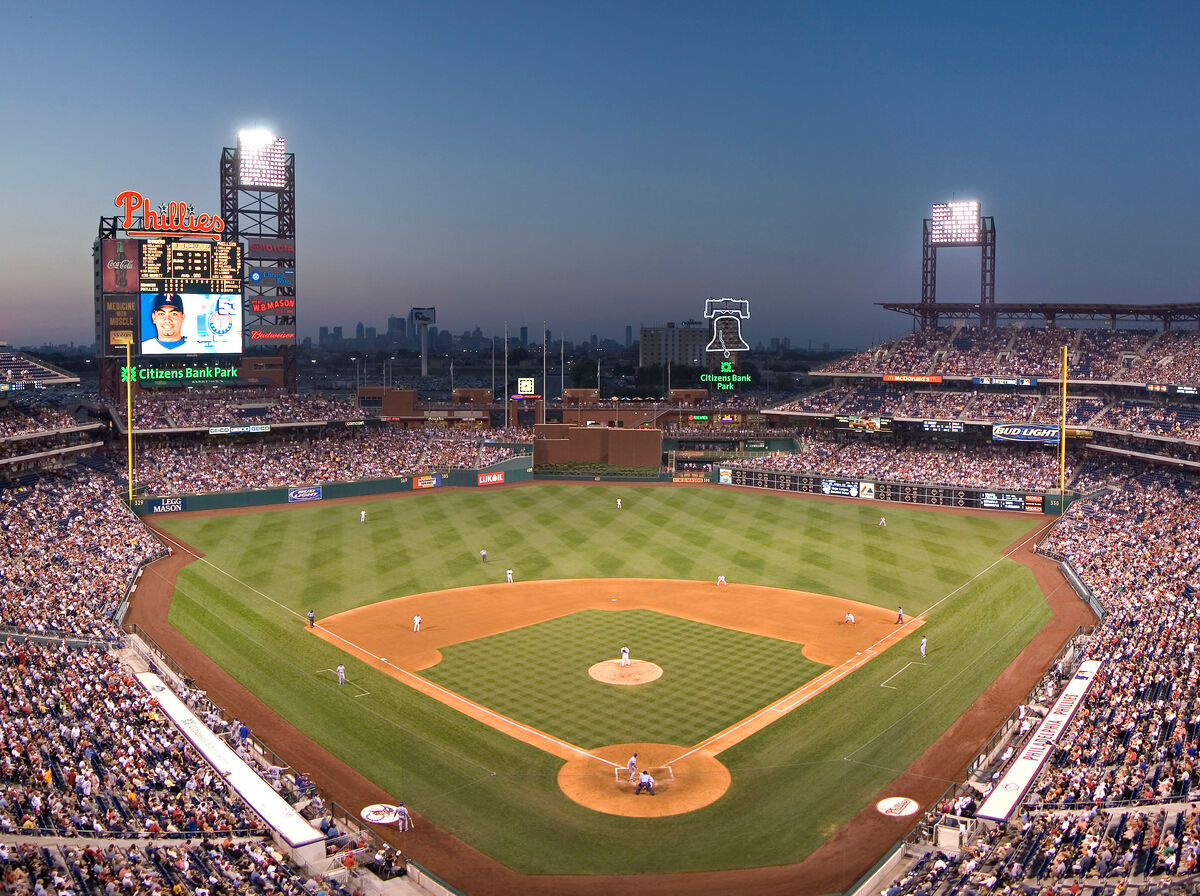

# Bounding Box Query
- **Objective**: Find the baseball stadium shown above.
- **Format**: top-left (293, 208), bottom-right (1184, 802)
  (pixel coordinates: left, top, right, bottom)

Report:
top-left (5, 137), bottom-right (1200, 896)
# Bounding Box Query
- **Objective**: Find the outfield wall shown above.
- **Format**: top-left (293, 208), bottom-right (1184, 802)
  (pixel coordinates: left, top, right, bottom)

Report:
top-left (133, 457), bottom-right (534, 514)
top-left (713, 466), bottom-right (1075, 515)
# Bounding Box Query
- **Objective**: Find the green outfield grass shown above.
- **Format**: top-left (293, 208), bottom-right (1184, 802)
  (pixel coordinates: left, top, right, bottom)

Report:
top-left (156, 484), bottom-right (1051, 875)
top-left (423, 608), bottom-right (824, 747)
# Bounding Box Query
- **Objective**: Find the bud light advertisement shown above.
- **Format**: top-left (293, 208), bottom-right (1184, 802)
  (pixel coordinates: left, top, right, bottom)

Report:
top-left (991, 423), bottom-right (1061, 445)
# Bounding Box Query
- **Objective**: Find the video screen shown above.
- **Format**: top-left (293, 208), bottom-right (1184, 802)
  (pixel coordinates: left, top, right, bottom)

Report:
top-left (139, 292), bottom-right (243, 355)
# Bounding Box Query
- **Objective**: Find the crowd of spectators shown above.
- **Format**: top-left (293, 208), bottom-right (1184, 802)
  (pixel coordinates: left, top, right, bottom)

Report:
top-left (131, 427), bottom-right (524, 495)
top-left (1125, 331), bottom-right (1200, 386)
top-left (736, 434), bottom-right (1071, 490)
top-left (0, 404), bottom-right (79, 439)
top-left (0, 469), bottom-right (162, 638)
top-left (817, 326), bottom-right (1200, 383)
top-left (1095, 402), bottom-right (1200, 440)
top-left (129, 390), bottom-right (362, 430)
top-left (0, 463), bottom-right (403, 893)
top-left (772, 384), bottom-right (1200, 439)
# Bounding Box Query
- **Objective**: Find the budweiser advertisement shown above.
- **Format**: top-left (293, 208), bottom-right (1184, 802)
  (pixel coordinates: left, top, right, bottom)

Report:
top-left (101, 239), bottom-right (141, 293)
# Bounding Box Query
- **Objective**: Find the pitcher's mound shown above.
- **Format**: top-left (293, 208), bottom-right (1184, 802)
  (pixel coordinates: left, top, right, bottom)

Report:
top-left (589, 659), bottom-right (663, 685)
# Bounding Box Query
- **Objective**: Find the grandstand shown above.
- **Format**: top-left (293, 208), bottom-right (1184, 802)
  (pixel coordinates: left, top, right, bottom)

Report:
top-left (6, 319), bottom-right (1200, 896)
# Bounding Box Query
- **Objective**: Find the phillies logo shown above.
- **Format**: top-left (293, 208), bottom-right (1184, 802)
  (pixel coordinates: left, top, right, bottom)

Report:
top-left (116, 190), bottom-right (224, 241)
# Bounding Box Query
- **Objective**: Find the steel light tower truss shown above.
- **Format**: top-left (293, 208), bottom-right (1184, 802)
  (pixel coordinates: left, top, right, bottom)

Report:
top-left (920, 201), bottom-right (996, 330)
top-left (220, 135), bottom-right (297, 390)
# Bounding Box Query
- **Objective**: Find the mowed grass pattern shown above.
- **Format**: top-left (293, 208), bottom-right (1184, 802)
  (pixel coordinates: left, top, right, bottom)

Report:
top-left (157, 484), bottom-right (1051, 874)
top-left (423, 608), bottom-right (823, 747)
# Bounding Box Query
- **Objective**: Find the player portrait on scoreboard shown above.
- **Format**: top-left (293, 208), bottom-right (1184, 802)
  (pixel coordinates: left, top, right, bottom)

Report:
top-left (139, 292), bottom-right (242, 355)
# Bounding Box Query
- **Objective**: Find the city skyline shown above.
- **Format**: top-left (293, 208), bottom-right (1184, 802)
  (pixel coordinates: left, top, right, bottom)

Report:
top-left (3, 3), bottom-right (1198, 351)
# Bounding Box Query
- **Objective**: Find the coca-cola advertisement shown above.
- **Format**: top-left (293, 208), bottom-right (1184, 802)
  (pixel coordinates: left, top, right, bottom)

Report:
top-left (101, 239), bottom-right (141, 293)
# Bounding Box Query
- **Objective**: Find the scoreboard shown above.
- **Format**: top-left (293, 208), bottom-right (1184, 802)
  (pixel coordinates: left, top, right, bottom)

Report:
top-left (141, 238), bottom-right (242, 294)
top-left (721, 467), bottom-right (1047, 512)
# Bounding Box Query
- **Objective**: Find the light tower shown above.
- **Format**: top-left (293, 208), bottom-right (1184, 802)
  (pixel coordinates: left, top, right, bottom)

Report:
top-left (920, 200), bottom-right (996, 330)
top-left (220, 129), bottom-right (297, 388)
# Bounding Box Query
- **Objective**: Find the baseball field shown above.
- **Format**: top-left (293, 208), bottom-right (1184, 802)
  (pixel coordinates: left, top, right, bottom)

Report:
top-left (146, 483), bottom-right (1053, 880)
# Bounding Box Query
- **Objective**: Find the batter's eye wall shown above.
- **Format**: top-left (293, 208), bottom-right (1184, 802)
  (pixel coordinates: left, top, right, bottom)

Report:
top-left (532, 425), bottom-right (663, 467)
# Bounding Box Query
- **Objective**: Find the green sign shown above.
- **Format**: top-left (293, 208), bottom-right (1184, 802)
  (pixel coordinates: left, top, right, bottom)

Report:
top-left (121, 363), bottom-right (240, 384)
top-left (700, 361), bottom-right (752, 391)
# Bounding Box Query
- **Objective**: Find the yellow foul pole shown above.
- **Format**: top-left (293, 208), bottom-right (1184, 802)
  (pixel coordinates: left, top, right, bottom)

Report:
top-left (1059, 344), bottom-right (1067, 495)
top-left (126, 342), bottom-right (134, 506)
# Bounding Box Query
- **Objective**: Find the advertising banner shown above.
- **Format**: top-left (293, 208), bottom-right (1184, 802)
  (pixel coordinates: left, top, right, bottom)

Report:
top-left (287, 486), bottom-right (323, 503)
top-left (248, 267), bottom-right (296, 289)
top-left (820, 478), bottom-right (861, 497)
top-left (101, 239), bottom-right (141, 293)
top-left (244, 239), bottom-right (296, 259)
top-left (245, 325), bottom-right (296, 344)
top-left (882, 374), bottom-right (942, 383)
top-left (974, 376), bottom-right (1038, 387)
top-left (414, 474), bottom-right (442, 489)
top-left (101, 294), bottom-right (140, 357)
top-left (477, 471), bottom-right (505, 486)
top-left (137, 496), bottom-right (186, 514)
top-left (992, 423), bottom-right (1061, 445)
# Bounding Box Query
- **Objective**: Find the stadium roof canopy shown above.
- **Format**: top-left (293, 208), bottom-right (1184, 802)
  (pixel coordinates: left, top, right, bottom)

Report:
top-left (878, 301), bottom-right (1200, 328)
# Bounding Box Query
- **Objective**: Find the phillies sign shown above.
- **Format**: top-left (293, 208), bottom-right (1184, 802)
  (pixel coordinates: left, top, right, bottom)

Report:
top-left (116, 190), bottom-right (224, 241)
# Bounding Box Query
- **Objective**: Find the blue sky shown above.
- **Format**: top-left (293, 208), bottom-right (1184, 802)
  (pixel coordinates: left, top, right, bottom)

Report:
top-left (2, 2), bottom-right (1197, 350)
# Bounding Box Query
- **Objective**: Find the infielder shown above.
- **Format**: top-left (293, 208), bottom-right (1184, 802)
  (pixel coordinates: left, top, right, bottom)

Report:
top-left (843, 612), bottom-right (856, 625)
top-left (413, 614), bottom-right (422, 632)
top-left (920, 636), bottom-right (927, 658)
top-left (506, 568), bottom-right (514, 583)
top-left (717, 574), bottom-right (727, 586)
top-left (307, 610), bottom-right (315, 628)
top-left (620, 646), bottom-right (630, 667)
top-left (895, 606), bottom-right (904, 624)
top-left (336, 664), bottom-right (345, 685)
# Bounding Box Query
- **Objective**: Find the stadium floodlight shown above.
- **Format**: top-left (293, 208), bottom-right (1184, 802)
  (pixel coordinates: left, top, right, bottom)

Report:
top-left (930, 200), bottom-right (981, 245)
top-left (237, 130), bottom-right (287, 189)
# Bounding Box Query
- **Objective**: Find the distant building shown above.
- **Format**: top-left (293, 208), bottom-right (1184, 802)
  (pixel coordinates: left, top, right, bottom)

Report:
top-left (520, 326), bottom-right (528, 347)
top-left (625, 325), bottom-right (633, 348)
top-left (638, 321), bottom-right (709, 368)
